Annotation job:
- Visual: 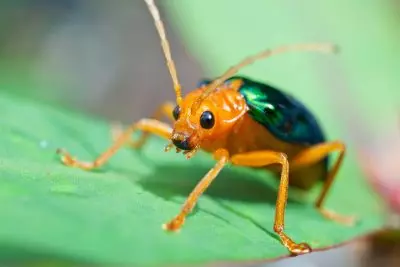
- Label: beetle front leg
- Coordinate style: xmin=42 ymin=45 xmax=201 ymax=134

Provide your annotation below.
xmin=231 ymin=150 xmax=311 ymax=255
xmin=291 ymin=141 xmax=356 ymax=225
xmin=57 ymin=119 xmax=172 ymax=171
xmin=111 ymin=101 xmax=175 ymax=149
xmin=163 ymin=149 xmax=229 ymax=231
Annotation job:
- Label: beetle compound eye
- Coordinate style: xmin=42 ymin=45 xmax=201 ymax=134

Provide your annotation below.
xmin=200 ymin=111 xmax=215 ymax=129
xmin=172 ymin=105 xmax=181 ymax=120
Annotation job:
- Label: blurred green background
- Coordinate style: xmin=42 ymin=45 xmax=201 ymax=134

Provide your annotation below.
xmin=0 ymin=0 xmax=399 ymax=266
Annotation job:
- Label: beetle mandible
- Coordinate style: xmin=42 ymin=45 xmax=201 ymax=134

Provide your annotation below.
xmin=57 ymin=0 xmax=355 ymax=255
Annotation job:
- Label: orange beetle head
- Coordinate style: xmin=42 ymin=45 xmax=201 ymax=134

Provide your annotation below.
xmin=170 ymin=81 xmax=247 ymax=151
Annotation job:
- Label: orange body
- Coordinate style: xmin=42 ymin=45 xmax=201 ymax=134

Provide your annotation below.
xmin=174 ymin=83 xmax=325 ymax=190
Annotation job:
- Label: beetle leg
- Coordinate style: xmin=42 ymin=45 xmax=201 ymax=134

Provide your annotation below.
xmin=57 ymin=119 xmax=172 ymax=171
xmin=291 ymin=141 xmax=356 ymax=225
xmin=231 ymin=150 xmax=311 ymax=255
xmin=163 ymin=148 xmax=229 ymax=231
xmin=111 ymin=101 xmax=175 ymax=149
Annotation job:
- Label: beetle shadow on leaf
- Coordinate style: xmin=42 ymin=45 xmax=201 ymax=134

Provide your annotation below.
xmin=138 ymin=164 xmax=308 ymax=240
xmin=137 ymin=164 xmax=306 ymax=205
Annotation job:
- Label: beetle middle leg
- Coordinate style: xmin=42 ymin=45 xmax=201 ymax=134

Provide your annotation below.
xmin=111 ymin=101 xmax=175 ymax=149
xmin=231 ymin=150 xmax=311 ymax=255
xmin=291 ymin=140 xmax=356 ymax=225
xmin=57 ymin=119 xmax=172 ymax=171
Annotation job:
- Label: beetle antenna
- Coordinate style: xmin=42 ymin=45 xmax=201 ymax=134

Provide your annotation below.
xmin=144 ymin=0 xmax=182 ymax=104
xmin=191 ymin=43 xmax=337 ymax=113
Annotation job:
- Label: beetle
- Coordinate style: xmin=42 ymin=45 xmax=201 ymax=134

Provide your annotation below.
xmin=57 ymin=0 xmax=355 ymax=255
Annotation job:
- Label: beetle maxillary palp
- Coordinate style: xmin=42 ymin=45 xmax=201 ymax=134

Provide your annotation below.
xmin=164 ymin=142 xmax=174 ymax=152
xmin=183 ymin=147 xmax=198 ymax=159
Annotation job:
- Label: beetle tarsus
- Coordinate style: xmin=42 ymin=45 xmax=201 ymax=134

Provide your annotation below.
xmin=56 ymin=149 xmax=95 ymax=170
xmin=162 ymin=215 xmax=185 ymax=232
xmin=276 ymin=230 xmax=312 ymax=255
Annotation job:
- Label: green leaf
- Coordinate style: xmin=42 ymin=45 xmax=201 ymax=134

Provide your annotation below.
xmin=0 ymin=92 xmax=385 ymax=266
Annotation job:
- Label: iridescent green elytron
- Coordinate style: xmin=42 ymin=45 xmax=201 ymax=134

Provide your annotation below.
xmin=199 ymin=76 xmax=326 ymax=145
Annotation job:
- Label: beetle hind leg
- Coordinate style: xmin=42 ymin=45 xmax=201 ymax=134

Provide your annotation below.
xmin=292 ymin=141 xmax=356 ymax=226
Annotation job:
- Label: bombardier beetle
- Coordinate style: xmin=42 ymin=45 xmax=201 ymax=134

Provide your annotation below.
xmin=57 ymin=0 xmax=355 ymax=255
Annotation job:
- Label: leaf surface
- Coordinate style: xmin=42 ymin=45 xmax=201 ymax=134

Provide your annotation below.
xmin=0 ymin=92 xmax=384 ymax=266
